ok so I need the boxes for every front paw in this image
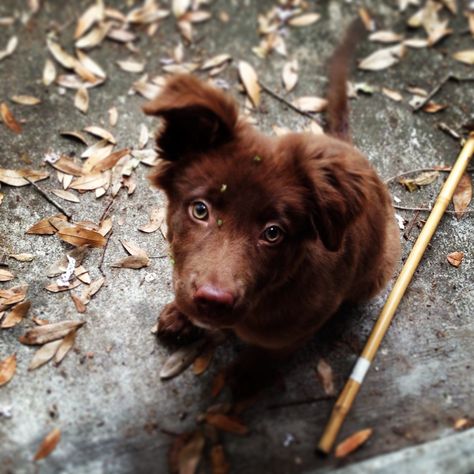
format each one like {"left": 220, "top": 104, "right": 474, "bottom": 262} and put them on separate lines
{"left": 156, "top": 302, "right": 200, "bottom": 341}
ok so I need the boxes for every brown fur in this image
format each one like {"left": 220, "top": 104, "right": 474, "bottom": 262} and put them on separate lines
{"left": 143, "top": 26, "right": 400, "bottom": 358}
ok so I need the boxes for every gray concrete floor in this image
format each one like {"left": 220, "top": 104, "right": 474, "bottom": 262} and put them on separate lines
{"left": 0, "top": 1, "right": 473, "bottom": 473}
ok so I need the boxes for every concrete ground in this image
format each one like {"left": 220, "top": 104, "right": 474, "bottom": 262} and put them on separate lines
{"left": 0, "top": 0, "right": 473, "bottom": 473}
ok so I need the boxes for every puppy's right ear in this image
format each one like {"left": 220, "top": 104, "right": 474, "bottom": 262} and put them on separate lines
{"left": 143, "top": 74, "right": 239, "bottom": 162}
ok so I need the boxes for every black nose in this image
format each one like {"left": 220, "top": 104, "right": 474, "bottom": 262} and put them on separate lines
{"left": 193, "top": 284, "right": 235, "bottom": 312}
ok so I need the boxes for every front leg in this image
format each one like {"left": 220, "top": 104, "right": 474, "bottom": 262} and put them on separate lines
{"left": 156, "top": 301, "right": 200, "bottom": 341}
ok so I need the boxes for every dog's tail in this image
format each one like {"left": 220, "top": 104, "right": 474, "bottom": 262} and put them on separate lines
{"left": 325, "top": 19, "right": 365, "bottom": 142}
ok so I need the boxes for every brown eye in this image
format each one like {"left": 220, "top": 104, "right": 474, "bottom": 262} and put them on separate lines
{"left": 191, "top": 201, "right": 209, "bottom": 220}
{"left": 262, "top": 225, "right": 283, "bottom": 244}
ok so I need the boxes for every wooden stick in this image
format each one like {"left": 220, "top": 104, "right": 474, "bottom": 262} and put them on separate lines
{"left": 317, "top": 132, "right": 474, "bottom": 455}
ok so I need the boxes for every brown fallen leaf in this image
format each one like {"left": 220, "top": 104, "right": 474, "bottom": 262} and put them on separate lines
{"left": 33, "top": 427, "right": 61, "bottom": 461}
{"left": 335, "top": 428, "right": 373, "bottom": 458}
{"left": 51, "top": 189, "right": 80, "bottom": 203}
{"left": 282, "top": 59, "right": 298, "bottom": 92}
{"left": 74, "top": 87, "right": 89, "bottom": 114}
{"left": 120, "top": 240, "right": 148, "bottom": 258}
{"left": 71, "top": 293, "right": 87, "bottom": 313}
{"left": 369, "top": 30, "right": 404, "bottom": 43}
{"left": 238, "top": 61, "right": 260, "bottom": 108}
{"left": 0, "top": 102, "right": 22, "bottom": 133}
{"left": 0, "top": 353, "right": 16, "bottom": 386}
{"left": 57, "top": 225, "right": 106, "bottom": 248}
{"left": 69, "top": 173, "right": 108, "bottom": 191}
{"left": 44, "top": 279, "right": 81, "bottom": 293}
{"left": 75, "top": 2, "right": 104, "bottom": 39}
{"left": 160, "top": 339, "right": 207, "bottom": 379}
{"left": 90, "top": 148, "right": 130, "bottom": 173}
{"left": 49, "top": 156, "right": 83, "bottom": 177}
{"left": 210, "top": 444, "right": 230, "bottom": 474}
{"left": 75, "top": 23, "right": 110, "bottom": 49}
{"left": 54, "top": 330, "right": 77, "bottom": 365}
{"left": 177, "top": 431, "right": 205, "bottom": 474}
{"left": 138, "top": 207, "right": 166, "bottom": 233}
{"left": 0, "top": 284, "right": 28, "bottom": 306}
{"left": 1, "top": 300, "right": 31, "bottom": 329}
{"left": 83, "top": 125, "right": 116, "bottom": 144}
{"left": 0, "top": 269, "right": 14, "bottom": 282}
{"left": 382, "top": 88, "right": 403, "bottom": 102}
{"left": 454, "top": 418, "right": 474, "bottom": 431}
{"left": 453, "top": 172, "right": 472, "bottom": 220}
{"left": 111, "top": 255, "right": 150, "bottom": 269}
{"left": 398, "top": 171, "right": 439, "bottom": 192}
{"left": 28, "top": 339, "right": 63, "bottom": 370}
{"left": 11, "top": 95, "right": 41, "bottom": 106}
{"left": 43, "top": 58, "right": 57, "bottom": 86}
{"left": 316, "top": 358, "right": 336, "bottom": 396}
{"left": 0, "top": 168, "right": 49, "bottom": 187}
{"left": 358, "top": 44, "right": 406, "bottom": 71}
{"left": 201, "top": 54, "right": 231, "bottom": 71}
{"left": 288, "top": 13, "right": 320, "bottom": 27}
{"left": 26, "top": 214, "right": 67, "bottom": 235}
{"left": 205, "top": 414, "right": 249, "bottom": 435}
{"left": 0, "top": 36, "right": 18, "bottom": 62}
{"left": 447, "top": 251, "right": 464, "bottom": 268}
{"left": 9, "top": 253, "right": 35, "bottom": 262}
{"left": 116, "top": 59, "right": 146, "bottom": 73}
{"left": 192, "top": 346, "right": 214, "bottom": 375}
{"left": 81, "top": 276, "right": 105, "bottom": 304}
{"left": 19, "top": 320, "right": 85, "bottom": 345}
{"left": 292, "top": 96, "right": 328, "bottom": 113}
{"left": 422, "top": 101, "right": 447, "bottom": 113}
{"left": 452, "top": 50, "right": 474, "bottom": 65}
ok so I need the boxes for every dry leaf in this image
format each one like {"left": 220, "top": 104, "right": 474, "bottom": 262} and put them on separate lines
{"left": 454, "top": 418, "right": 473, "bottom": 431}
{"left": 81, "top": 276, "right": 105, "bottom": 303}
{"left": 369, "top": 30, "right": 404, "bottom": 43}
{"left": 0, "top": 168, "right": 49, "bottom": 187}
{"left": 399, "top": 171, "right": 439, "bottom": 192}
{"left": 121, "top": 240, "right": 148, "bottom": 258}
{"left": 0, "top": 36, "right": 18, "bottom": 62}
{"left": 1, "top": 102, "right": 22, "bottom": 133}
{"left": 0, "top": 284, "right": 28, "bottom": 306}
{"left": 205, "top": 414, "right": 249, "bottom": 435}
{"left": 50, "top": 156, "right": 83, "bottom": 177}
{"left": 358, "top": 7, "right": 376, "bottom": 31}
{"left": 111, "top": 255, "right": 150, "bottom": 269}
{"left": 288, "top": 13, "right": 320, "bottom": 27}
{"left": 9, "top": 253, "right": 35, "bottom": 262}
{"left": 75, "top": 23, "right": 110, "bottom": 49}
{"left": 178, "top": 432, "right": 205, "bottom": 474}
{"left": 33, "top": 427, "right": 61, "bottom": 461}
{"left": 382, "top": 88, "right": 403, "bottom": 101}
{"left": 108, "top": 107, "right": 118, "bottom": 126}
{"left": 28, "top": 339, "right": 63, "bottom": 370}
{"left": 282, "top": 59, "right": 298, "bottom": 92}
{"left": 316, "top": 358, "right": 336, "bottom": 396}
{"left": 0, "top": 353, "right": 16, "bottom": 386}
{"left": 138, "top": 207, "right": 166, "bottom": 233}
{"left": 70, "top": 173, "right": 108, "bottom": 191}
{"left": 84, "top": 125, "right": 116, "bottom": 143}
{"left": 160, "top": 339, "right": 207, "bottom": 379}
{"left": 74, "top": 87, "right": 89, "bottom": 113}
{"left": 359, "top": 44, "right": 406, "bottom": 71}
{"left": 192, "top": 346, "right": 214, "bottom": 375}
{"left": 210, "top": 444, "right": 230, "bottom": 474}
{"left": 172, "top": 0, "right": 191, "bottom": 17}
{"left": 453, "top": 173, "right": 472, "bottom": 220}
{"left": 71, "top": 293, "right": 87, "bottom": 313}
{"left": 60, "top": 130, "right": 89, "bottom": 145}
{"left": 57, "top": 225, "right": 106, "bottom": 248}
{"left": 117, "top": 59, "right": 145, "bottom": 73}
{"left": 76, "top": 50, "right": 106, "bottom": 79}
{"left": 403, "top": 37, "right": 430, "bottom": 48}
{"left": 11, "top": 95, "right": 41, "bottom": 106}
{"left": 19, "top": 320, "right": 85, "bottom": 345}
{"left": 0, "top": 269, "right": 14, "bottom": 282}
{"left": 26, "top": 214, "right": 67, "bottom": 235}
{"left": 75, "top": 2, "right": 104, "bottom": 39}
{"left": 107, "top": 28, "right": 136, "bottom": 43}
{"left": 182, "top": 10, "right": 211, "bottom": 23}
{"left": 238, "top": 61, "right": 260, "bottom": 108}
{"left": 45, "top": 279, "right": 81, "bottom": 293}
{"left": 54, "top": 330, "right": 77, "bottom": 364}
{"left": 1, "top": 301, "right": 31, "bottom": 329}
{"left": 98, "top": 217, "right": 112, "bottom": 236}
{"left": 47, "top": 38, "right": 76, "bottom": 69}
{"left": 43, "top": 59, "right": 57, "bottom": 86}
{"left": 90, "top": 148, "right": 130, "bottom": 172}
{"left": 422, "top": 101, "right": 447, "bottom": 113}
{"left": 292, "top": 96, "right": 328, "bottom": 113}
{"left": 51, "top": 189, "right": 80, "bottom": 203}
{"left": 201, "top": 54, "right": 231, "bottom": 71}
{"left": 453, "top": 50, "right": 474, "bottom": 65}
{"left": 447, "top": 251, "right": 464, "bottom": 268}
{"left": 335, "top": 428, "right": 373, "bottom": 458}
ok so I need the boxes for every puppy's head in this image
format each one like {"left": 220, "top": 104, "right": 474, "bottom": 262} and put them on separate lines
{"left": 144, "top": 75, "right": 368, "bottom": 330}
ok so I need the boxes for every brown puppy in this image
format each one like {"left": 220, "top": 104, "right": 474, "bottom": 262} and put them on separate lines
{"left": 143, "top": 23, "right": 400, "bottom": 362}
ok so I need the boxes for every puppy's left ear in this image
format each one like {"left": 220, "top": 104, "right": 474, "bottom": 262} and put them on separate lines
{"left": 143, "top": 74, "right": 239, "bottom": 161}
{"left": 298, "top": 143, "right": 371, "bottom": 251}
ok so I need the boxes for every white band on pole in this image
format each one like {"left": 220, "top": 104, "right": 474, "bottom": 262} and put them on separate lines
{"left": 350, "top": 357, "right": 371, "bottom": 384}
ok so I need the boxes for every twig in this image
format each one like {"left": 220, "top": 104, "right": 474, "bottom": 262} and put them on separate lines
{"left": 259, "top": 81, "right": 319, "bottom": 120}
{"left": 384, "top": 167, "right": 474, "bottom": 185}
{"left": 267, "top": 395, "right": 334, "bottom": 410}
{"left": 403, "top": 210, "right": 420, "bottom": 240}
{"left": 437, "top": 122, "right": 462, "bottom": 141}
{"left": 412, "top": 74, "right": 474, "bottom": 113}
{"left": 394, "top": 204, "right": 473, "bottom": 214}
{"left": 98, "top": 230, "right": 113, "bottom": 277}
{"left": 26, "top": 178, "right": 72, "bottom": 219}
{"left": 99, "top": 195, "right": 117, "bottom": 223}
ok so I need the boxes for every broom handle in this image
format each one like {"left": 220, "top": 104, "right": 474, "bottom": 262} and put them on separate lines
{"left": 318, "top": 133, "right": 474, "bottom": 454}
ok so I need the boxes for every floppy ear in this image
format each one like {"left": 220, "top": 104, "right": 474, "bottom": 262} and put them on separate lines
{"left": 297, "top": 141, "right": 372, "bottom": 251}
{"left": 143, "top": 74, "right": 239, "bottom": 162}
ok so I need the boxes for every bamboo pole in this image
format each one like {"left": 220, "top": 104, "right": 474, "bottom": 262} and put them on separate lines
{"left": 317, "top": 132, "right": 474, "bottom": 455}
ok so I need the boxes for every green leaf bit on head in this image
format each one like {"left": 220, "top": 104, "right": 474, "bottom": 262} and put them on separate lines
{"left": 217, "top": 219, "right": 223, "bottom": 228}
{"left": 253, "top": 155, "right": 262, "bottom": 163}
{"left": 220, "top": 184, "right": 227, "bottom": 193}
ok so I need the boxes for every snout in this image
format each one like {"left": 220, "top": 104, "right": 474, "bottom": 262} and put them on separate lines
{"left": 193, "top": 284, "right": 235, "bottom": 314}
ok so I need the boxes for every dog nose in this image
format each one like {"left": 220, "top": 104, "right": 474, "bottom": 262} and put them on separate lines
{"left": 194, "top": 284, "right": 235, "bottom": 309}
